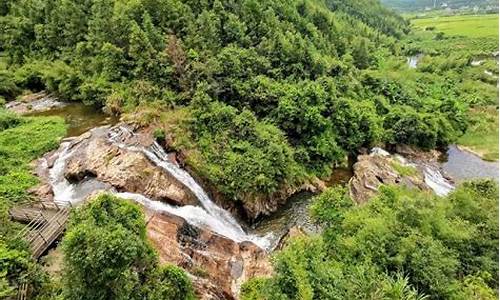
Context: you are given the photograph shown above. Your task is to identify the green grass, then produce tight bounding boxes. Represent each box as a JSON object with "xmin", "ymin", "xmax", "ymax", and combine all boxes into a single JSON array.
[
  {"xmin": 390, "ymin": 161, "xmax": 418, "ymax": 177},
  {"xmin": 457, "ymin": 107, "xmax": 499, "ymax": 161},
  {"xmin": 406, "ymin": 14, "xmax": 499, "ymax": 161},
  {"xmin": 0, "ymin": 109, "xmax": 66, "ymax": 238},
  {"xmin": 412, "ymin": 14, "xmax": 499, "ymax": 38}
]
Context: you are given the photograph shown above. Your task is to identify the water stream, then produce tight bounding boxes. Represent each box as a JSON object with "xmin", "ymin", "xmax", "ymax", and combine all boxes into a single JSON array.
[
  {"xmin": 408, "ymin": 54, "xmax": 422, "ymax": 69},
  {"xmin": 26, "ymin": 102, "xmax": 119, "ymax": 137},
  {"xmin": 442, "ymin": 145, "xmax": 498, "ymax": 181},
  {"xmin": 28, "ymin": 100, "xmax": 499, "ymax": 252},
  {"xmin": 46, "ymin": 126, "xmax": 272, "ymax": 249}
]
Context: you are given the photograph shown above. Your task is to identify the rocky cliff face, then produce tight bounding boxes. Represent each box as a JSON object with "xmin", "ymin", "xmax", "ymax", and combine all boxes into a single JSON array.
[
  {"xmin": 239, "ymin": 180, "xmax": 323, "ymax": 221},
  {"xmin": 145, "ymin": 210, "xmax": 272, "ymax": 300}
]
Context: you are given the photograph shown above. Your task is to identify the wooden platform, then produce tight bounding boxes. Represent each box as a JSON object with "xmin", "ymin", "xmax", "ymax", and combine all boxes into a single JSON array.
[
  {"xmin": 9, "ymin": 201, "xmax": 72, "ymax": 259},
  {"xmin": 10, "ymin": 201, "xmax": 72, "ymax": 300}
]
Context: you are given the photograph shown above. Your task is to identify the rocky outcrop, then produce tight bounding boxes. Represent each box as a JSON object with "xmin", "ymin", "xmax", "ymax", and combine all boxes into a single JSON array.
[
  {"xmin": 194, "ymin": 173, "xmax": 326, "ymax": 222},
  {"xmin": 394, "ymin": 144, "xmax": 442, "ymax": 162},
  {"xmin": 145, "ymin": 210, "xmax": 272, "ymax": 300},
  {"xmin": 240, "ymin": 181, "xmax": 321, "ymax": 221},
  {"xmin": 349, "ymin": 149, "xmax": 428, "ymax": 204},
  {"xmin": 32, "ymin": 126, "xmax": 198, "ymax": 206},
  {"xmin": 6, "ymin": 91, "xmax": 67, "ymax": 114},
  {"xmin": 63, "ymin": 127, "xmax": 197, "ymax": 206}
]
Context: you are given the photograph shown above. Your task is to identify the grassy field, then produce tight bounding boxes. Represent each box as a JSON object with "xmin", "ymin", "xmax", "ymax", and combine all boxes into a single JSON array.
[
  {"xmin": 457, "ymin": 107, "xmax": 499, "ymax": 161},
  {"xmin": 409, "ymin": 14, "xmax": 498, "ymax": 161},
  {"xmin": 412, "ymin": 14, "xmax": 499, "ymax": 38}
]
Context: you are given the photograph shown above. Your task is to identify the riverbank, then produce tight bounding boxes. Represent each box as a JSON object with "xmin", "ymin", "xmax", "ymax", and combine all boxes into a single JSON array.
[{"xmin": 457, "ymin": 107, "xmax": 499, "ymax": 161}]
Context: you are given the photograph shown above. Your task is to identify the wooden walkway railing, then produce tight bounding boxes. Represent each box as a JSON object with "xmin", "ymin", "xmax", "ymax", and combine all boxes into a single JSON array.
[
  {"xmin": 17, "ymin": 283, "xmax": 28, "ymax": 300},
  {"xmin": 9, "ymin": 200, "xmax": 73, "ymax": 300},
  {"xmin": 10, "ymin": 201, "xmax": 72, "ymax": 259}
]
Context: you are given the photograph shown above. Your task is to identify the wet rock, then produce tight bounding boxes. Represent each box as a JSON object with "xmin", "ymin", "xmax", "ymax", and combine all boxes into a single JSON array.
[
  {"xmin": 54, "ymin": 126, "xmax": 198, "ymax": 206},
  {"xmin": 145, "ymin": 211, "xmax": 273, "ymax": 300},
  {"xmin": 236, "ymin": 178, "xmax": 326, "ymax": 222},
  {"xmin": 349, "ymin": 150, "xmax": 428, "ymax": 204},
  {"xmin": 6, "ymin": 91, "xmax": 67, "ymax": 114}
]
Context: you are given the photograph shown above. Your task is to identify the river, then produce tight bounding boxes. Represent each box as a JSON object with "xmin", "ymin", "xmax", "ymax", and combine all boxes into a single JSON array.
[
  {"xmin": 24, "ymin": 98, "xmax": 499, "ymax": 251},
  {"xmin": 26, "ymin": 102, "xmax": 119, "ymax": 137},
  {"xmin": 442, "ymin": 145, "xmax": 498, "ymax": 181}
]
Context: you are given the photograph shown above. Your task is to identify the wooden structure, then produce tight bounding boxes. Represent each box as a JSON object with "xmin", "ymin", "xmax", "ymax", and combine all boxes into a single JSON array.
[
  {"xmin": 10, "ymin": 201, "xmax": 72, "ymax": 259},
  {"xmin": 9, "ymin": 201, "xmax": 72, "ymax": 300}
]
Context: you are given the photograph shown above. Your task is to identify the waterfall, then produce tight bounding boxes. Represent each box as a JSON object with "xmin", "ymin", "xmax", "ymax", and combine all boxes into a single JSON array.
[
  {"xmin": 49, "ymin": 140, "xmax": 115, "ymax": 206},
  {"xmin": 45, "ymin": 126, "xmax": 272, "ymax": 249},
  {"xmin": 107, "ymin": 126, "xmax": 272, "ymax": 248},
  {"xmin": 370, "ymin": 147, "xmax": 454, "ymax": 197},
  {"xmin": 423, "ymin": 166, "xmax": 454, "ymax": 196},
  {"xmin": 407, "ymin": 54, "xmax": 421, "ymax": 69},
  {"xmin": 50, "ymin": 141, "xmax": 77, "ymax": 204}
]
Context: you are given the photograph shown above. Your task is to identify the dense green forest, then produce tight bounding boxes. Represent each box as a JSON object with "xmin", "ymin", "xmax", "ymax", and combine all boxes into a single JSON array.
[{"xmin": 0, "ymin": 0, "xmax": 498, "ymax": 299}]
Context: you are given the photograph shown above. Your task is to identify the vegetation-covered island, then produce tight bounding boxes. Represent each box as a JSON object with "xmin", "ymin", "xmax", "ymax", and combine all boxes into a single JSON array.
[{"xmin": 0, "ymin": 0, "xmax": 498, "ymax": 299}]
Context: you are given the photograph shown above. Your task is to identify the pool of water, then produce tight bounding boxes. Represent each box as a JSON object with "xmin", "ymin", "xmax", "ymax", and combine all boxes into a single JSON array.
[
  {"xmin": 250, "ymin": 166, "xmax": 353, "ymax": 248},
  {"xmin": 26, "ymin": 102, "xmax": 119, "ymax": 137},
  {"xmin": 441, "ymin": 145, "xmax": 498, "ymax": 181}
]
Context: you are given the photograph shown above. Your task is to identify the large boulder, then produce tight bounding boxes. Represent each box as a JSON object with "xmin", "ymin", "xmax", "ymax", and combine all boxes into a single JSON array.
[
  {"xmin": 145, "ymin": 210, "xmax": 272, "ymax": 300},
  {"xmin": 349, "ymin": 150, "xmax": 428, "ymax": 204},
  {"xmin": 6, "ymin": 91, "xmax": 67, "ymax": 114},
  {"xmin": 32, "ymin": 125, "xmax": 198, "ymax": 207},
  {"xmin": 62, "ymin": 127, "xmax": 198, "ymax": 206}
]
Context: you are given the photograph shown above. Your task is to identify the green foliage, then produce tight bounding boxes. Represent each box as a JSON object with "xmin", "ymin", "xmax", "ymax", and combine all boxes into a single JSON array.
[
  {"xmin": 147, "ymin": 265, "xmax": 196, "ymax": 300},
  {"xmin": 187, "ymin": 90, "xmax": 305, "ymax": 204},
  {"xmin": 0, "ymin": 109, "xmax": 22, "ymax": 131},
  {"xmin": 0, "ymin": 113, "xmax": 66, "ymax": 203},
  {"xmin": 243, "ymin": 181, "xmax": 499, "ymax": 299},
  {"xmin": 61, "ymin": 193, "xmax": 194, "ymax": 300},
  {"xmin": 153, "ymin": 128, "xmax": 166, "ymax": 142},
  {"xmin": 390, "ymin": 160, "xmax": 417, "ymax": 176},
  {"xmin": 0, "ymin": 239, "xmax": 53, "ymax": 298},
  {"xmin": 457, "ymin": 107, "xmax": 498, "ymax": 161}
]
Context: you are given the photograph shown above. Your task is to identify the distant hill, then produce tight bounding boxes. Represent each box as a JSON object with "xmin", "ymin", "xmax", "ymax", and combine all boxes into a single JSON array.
[{"xmin": 381, "ymin": 0, "xmax": 498, "ymax": 12}]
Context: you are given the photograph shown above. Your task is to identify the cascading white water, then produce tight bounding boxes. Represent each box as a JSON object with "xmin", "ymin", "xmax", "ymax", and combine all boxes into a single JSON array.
[
  {"xmin": 108, "ymin": 126, "xmax": 272, "ymax": 248},
  {"xmin": 49, "ymin": 139, "xmax": 115, "ymax": 206},
  {"xmin": 408, "ymin": 55, "xmax": 420, "ymax": 69},
  {"xmin": 49, "ymin": 141, "xmax": 78, "ymax": 205},
  {"xmin": 423, "ymin": 166, "xmax": 454, "ymax": 196},
  {"xmin": 370, "ymin": 147, "xmax": 454, "ymax": 197},
  {"xmin": 46, "ymin": 127, "xmax": 272, "ymax": 249}
]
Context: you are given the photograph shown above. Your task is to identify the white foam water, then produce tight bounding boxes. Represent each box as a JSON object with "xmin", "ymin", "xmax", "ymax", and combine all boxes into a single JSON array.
[
  {"xmin": 370, "ymin": 147, "xmax": 455, "ymax": 197},
  {"xmin": 423, "ymin": 166, "xmax": 454, "ymax": 197},
  {"xmin": 408, "ymin": 54, "xmax": 421, "ymax": 69},
  {"xmin": 46, "ymin": 126, "xmax": 272, "ymax": 249},
  {"xmin": 49, "ymin": 141, "xmax": 78, "ymax": 205},
  {"xmin": 108, "ymin": 127, "xmax": 272, "ymax": 249}
]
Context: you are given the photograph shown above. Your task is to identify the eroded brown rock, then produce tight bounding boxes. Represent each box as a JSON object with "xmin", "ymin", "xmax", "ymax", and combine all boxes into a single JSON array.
[
  {"xmin": 59, "ymin": 127, "xmax": 197, "ymax": 206},
  {"xmin": 6, "ymin": 91, "xmax": 67, "ymax": 114},
  {"xmin": 145, "ymin": 211, "xmax": 273, "ymax": 300},
  {"xmin": 349, "ymin": 152, "xmax": 428, "ymax": 204}
]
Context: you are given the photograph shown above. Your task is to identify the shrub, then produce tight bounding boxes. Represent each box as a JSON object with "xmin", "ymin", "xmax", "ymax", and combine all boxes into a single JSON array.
[
  {"xmin": 61, "ymin": 193, "xmax": 194, "ymax": 300},
  {"xmin": 153, "ymin": 128, "xmax": 166, "ymax": 142},
  {"xmin": 243, "ymin": 181, "xmax": 499, "ymax": 299},
  {"xmin": 0, "ymin": 110, "xmax": 22, "ymax": 131}
]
